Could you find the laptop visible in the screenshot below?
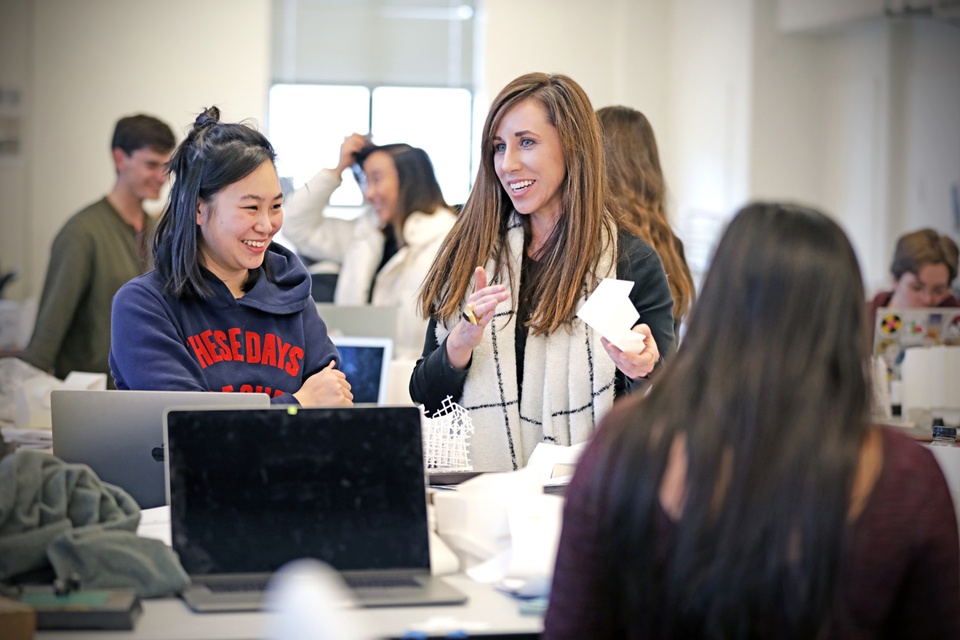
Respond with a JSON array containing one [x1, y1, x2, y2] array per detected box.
[[316, 303, 398, 341], [50, 390, 271, 509], [873, 307, 960, 381], [331, 335, 393, 405], [164, 405, 467, 612]]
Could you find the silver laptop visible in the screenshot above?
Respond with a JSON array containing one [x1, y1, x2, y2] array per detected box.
[[163, 405, 467, 612], [316, 303, 398, 341], [873, 306, 960, 381], [330, 335, 393, 405], [50, 390, 271, 509]]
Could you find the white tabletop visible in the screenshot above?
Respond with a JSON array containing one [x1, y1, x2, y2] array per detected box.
[[34, 574, 543, 640]]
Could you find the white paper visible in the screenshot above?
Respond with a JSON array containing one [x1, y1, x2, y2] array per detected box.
[[576, 278, 646, 354]]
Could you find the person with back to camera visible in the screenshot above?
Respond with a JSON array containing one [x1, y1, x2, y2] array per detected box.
[[544, 203, 960, 639], [109, 107, 353, 407], [596, 106, 695, 330], [25, 114, 175, 383], [282, 135, 458, 359], [410, 72, 676, 472], [868, 228, 959, 337]]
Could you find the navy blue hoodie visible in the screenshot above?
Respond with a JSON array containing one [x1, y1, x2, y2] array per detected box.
[[110, 243, 338, 404]]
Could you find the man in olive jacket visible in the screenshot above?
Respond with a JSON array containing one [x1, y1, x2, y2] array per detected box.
[[25, 114, 175, 383]]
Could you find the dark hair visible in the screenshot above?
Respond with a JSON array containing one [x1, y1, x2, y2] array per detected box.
[[354, 143, 449, 238], [586, 202, 871, 638], [153, 106, 278, 298], [890, 228, 959, 283], [419, 72, 614, 334], [111, 114, 176, 155], [597, 105, 695, 323]]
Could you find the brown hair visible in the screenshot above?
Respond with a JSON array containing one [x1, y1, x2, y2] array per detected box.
[[597, 106, 695, 322], [890, 228, 959, 283], [418, 72, 614, 335]]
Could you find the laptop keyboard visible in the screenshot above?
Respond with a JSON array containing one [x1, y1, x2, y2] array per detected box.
[[344, 576, 420, 590], [207, 580, 270, 594], [205, 575, 421, 594]]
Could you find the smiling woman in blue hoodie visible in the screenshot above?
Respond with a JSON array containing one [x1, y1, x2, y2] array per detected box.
[[109, 107, 353, 407]]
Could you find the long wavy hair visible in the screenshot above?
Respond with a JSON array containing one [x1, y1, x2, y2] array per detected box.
[[417, 72, 615, 334], [597, 106, 695, 323], [585, 202, 872, 638], [354, 143, 449, 242], [153, 106, 277, 298]]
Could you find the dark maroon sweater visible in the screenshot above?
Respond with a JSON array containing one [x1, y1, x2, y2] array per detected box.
[[545, 423, 960, 639]]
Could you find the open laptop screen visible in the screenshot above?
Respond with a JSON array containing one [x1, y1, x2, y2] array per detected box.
[[165, 406, 428, 576], [331, 336, 393, 405], [873, 307, 960, 380]]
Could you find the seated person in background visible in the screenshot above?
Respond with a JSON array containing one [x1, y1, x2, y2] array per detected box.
[[544, 202, 960, 639], [597, 105, 695, 330], [411, 73, 675, 472], [283, 135, 458, 359], [868, 228, 959, 333], [110, 107, 352, 407], [25, 114, 175, 382]]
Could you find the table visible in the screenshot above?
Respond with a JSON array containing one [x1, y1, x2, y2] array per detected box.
[[34, 574, 542, 640]]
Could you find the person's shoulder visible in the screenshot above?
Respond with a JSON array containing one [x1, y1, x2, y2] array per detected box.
[[616, 229, 664, 278], [56, 197, 112, 233], [403, 207, 458, 242], [937, 294, 960, 308], [870, 290, 894, 309], [617, 228, 657, 259], [116, 269, 164, 298], [877, 426, 941, 480]]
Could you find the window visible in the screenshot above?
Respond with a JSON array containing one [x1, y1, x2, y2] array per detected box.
[[269, 0, 479, 212], [268, 84, 473, 208]]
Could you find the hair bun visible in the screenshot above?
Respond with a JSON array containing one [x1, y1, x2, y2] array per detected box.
[[194, 106, 221, 130]]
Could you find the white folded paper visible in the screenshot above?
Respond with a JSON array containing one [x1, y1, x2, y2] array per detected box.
[[576, 278, 646, 354]]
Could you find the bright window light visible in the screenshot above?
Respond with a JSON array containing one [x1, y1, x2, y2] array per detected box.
[[268, 83, 474, 211], [371, 86, 473, 206], [268, 84, 370, 206]]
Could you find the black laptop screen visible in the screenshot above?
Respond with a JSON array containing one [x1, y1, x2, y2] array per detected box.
[[335, 344, 386, 404], [166, 406, 429, 575]]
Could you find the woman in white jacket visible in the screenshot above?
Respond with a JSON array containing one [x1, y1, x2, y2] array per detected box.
[[283, 134, 458, 359]]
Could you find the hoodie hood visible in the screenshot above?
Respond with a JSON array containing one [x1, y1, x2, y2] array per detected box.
[[236, 243, 312, 315]]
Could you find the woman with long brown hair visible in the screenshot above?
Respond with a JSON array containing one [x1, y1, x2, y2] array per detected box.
[[597, 105, 695, 325], [410, 73, 675, 472], [544, 202, 959, 639]]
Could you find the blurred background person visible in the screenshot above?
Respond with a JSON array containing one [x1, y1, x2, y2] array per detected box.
[[544, 202, 959, 639], [25, 114, 175, 383], [868, 228, 958, 334], [597, 105, 695, 331], [283, 135, 457, 359]]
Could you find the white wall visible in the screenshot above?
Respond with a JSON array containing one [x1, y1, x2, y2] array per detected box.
[[0, 0, 31, 301], [778, 0, 885, 33], [2, 0, 958, 304], [10, 0, 271, 300]]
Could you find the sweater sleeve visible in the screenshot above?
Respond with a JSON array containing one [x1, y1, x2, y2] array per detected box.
[[282, 169, 358, 264], [25, 222, 95, 374], [109, 280, 216, 394], [295, 302, 341, 389], [408, 318, 469, 414], [617, 232, 676, 393]]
